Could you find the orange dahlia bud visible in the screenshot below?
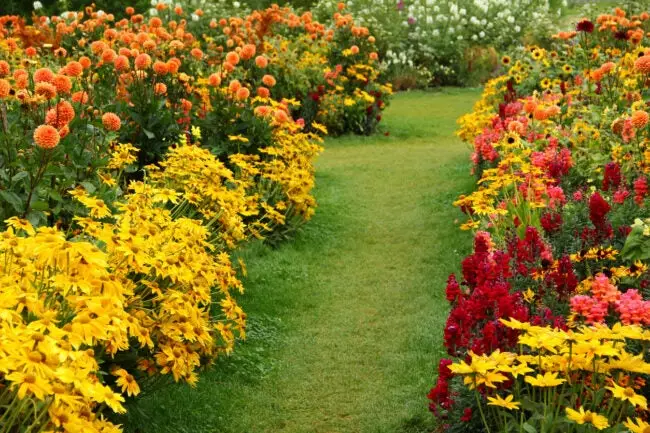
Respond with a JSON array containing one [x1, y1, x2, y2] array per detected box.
[[190, 48, 203, 60], [635, 55, 650, 74], [350, 45, 359, 55], [125, 6, 135, 15], [262, 74, 276, 87], [34, 125, 60, 149], [632, 110, 649, 128], [134, 53, 152, 70], [102, 112, 121, 131]]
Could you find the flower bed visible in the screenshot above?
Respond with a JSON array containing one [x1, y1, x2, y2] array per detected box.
[[0, 3, 389, 432], [430, 8, 650, 432]]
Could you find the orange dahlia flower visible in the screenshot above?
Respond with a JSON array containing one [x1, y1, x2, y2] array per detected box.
[[0, 60, 9, 77], [135, 53, 152, 70], [632, 110, 649, 128], [35, 82, 57, 99], [34, 68, 54, 83], [635, 55, 650, 74], [255, 55, 268, 68], [262, 74, 276, 87], [0, 79, 10, 98], [34, 125, 60, 149], [102, 113, 121, 131]]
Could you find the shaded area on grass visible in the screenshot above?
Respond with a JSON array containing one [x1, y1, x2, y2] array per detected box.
[[119, 88, 480, 433]]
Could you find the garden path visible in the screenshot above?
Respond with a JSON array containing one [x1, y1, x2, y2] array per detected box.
[[125, 89, 481, 433]]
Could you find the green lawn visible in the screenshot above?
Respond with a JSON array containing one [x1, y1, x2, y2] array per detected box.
[[119, 88, 481, 433]]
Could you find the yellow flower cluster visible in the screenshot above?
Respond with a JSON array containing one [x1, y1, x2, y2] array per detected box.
[[451, 318, 650, 431], [0, 179, 246, 430]]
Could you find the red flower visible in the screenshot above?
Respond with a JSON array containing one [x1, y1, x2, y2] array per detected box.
[[634, 176, 648, 206]]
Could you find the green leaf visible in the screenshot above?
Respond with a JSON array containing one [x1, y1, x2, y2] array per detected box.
[[49, 190, 63, 202], [522, 423, 537, 433], [30, 201, 49, 211], [11, 171, 29, 184], [80, 182, 96, 194], [0, 191, 23, 212]]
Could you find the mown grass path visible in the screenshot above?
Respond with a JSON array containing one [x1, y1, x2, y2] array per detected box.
[[124, 89, 480, 433]]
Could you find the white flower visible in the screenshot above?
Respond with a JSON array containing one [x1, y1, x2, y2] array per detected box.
[[191, 13, 199, 21], [149, 8, 158, 16], [507, 15, 515, 24], [233, 1, 241, 7], [33, 1, 43, 10], [514, 25, 521, 32], [472, 34, 478, 41]]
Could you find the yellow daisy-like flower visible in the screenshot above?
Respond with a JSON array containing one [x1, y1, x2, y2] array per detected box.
[[606, 383, 648, 409], [5, 216, 36, 235], [487, 394, 520, 410], [565, 407, 609, 430], [624, 417, 650, 433], [228, 135, 249, 143], [524, 372, 566, 387]]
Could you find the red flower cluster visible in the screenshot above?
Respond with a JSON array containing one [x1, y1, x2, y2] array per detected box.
[[444, 232, 528, 357], [427, 358, 454, 416]]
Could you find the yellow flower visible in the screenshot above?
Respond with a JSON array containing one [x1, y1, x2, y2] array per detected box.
[[113, 368, 141, 397], [565, 407, 609, 430], [487, 394, 520, 410], [625, 417, 650, 433], [524, 372, 566, 387], [606, 383, 648, 409], [228, 134, 249, 143], [4, 216, 35, 235]]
